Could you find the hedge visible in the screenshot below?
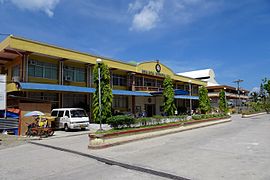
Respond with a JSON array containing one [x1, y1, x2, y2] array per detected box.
[[107, 115, 188, 129], [106, 115, 135, 129], [192, 113, 227, 120]]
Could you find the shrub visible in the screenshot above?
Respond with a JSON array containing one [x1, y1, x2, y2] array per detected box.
[[192, 113, 227, 120], [136, 117, 152, 126], [106, 115, 135, 129], [192, 115, 202, 120], [153, 115, 163, 124]]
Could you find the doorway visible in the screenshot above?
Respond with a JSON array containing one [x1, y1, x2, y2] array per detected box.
[[144, 104, 155, 117]]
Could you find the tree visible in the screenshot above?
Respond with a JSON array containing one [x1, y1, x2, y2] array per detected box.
[[219, 90, 228, 113], [162, 76, 176, 116], [262, 78, 270, 113], [199, 86, 211, 114], [263, 78, 270, 95], [92, 62, 113, 123], [259, 83, 266, 99], [250, 91, 259, 102]]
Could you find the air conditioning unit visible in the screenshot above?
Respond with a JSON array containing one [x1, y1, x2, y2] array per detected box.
[[64, 76, 72, 81], [29, 60, 36, 65], [12, 76, 20, 82]]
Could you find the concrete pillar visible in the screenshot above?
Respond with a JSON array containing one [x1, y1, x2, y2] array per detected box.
[[58, 59, 65, 85]]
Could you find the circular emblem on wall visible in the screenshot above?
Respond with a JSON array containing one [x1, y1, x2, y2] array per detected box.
[[148, 98, 152, 103], [155, 63, 161, 73]]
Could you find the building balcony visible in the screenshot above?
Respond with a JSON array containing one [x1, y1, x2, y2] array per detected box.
[[208, 92, 249, 99], [134, 86, 163, 92]]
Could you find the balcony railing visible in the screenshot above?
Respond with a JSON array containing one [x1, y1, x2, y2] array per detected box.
[[208, 92, 249, 99], [134, 86, 163, 92]]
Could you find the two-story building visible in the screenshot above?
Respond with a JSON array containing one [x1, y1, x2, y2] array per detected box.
[[0, 35, 206, 120]]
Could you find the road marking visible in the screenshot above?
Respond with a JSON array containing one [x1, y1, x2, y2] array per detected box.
[[30, 141, 189, 180]]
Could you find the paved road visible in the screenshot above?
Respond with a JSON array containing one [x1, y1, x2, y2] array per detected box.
[[0, 114, 270, 180]]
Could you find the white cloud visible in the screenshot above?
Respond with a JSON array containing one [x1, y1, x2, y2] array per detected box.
[[128, 0, 223, 32], [6, 0, 60, 17], [128, 0, 145, 13], [251, 87, 259, 93], [129, 0, 164, 31]]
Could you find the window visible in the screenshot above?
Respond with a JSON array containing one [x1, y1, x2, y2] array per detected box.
[[62, 94, 86, 108], [113, 96, 128, 108], [12, 65, 20, 78], [51, 111, 58, 116], [70, 110, 87, 117], [65, 110, 70, 118], [144, 78, 155, 87], [135, 76, 143, 86], [28, 59, 57, 79], [58, 111, 64, 117], [64, 66, 85, 82], [28, 92, 59, 109], [192, 85, 199, 95], [112, 74, 127, 86], [157, 80, 163, 88], [177, 85, 185, 90]]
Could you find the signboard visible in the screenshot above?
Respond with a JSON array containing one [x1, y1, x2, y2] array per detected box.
[[141, 69, 166, 77], [0, 74, 6, 110]]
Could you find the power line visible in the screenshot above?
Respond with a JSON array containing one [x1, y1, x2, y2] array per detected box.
[[233, 79, 244, 113]]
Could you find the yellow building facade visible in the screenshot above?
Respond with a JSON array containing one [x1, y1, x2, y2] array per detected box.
[[0, 35, 206, 119]]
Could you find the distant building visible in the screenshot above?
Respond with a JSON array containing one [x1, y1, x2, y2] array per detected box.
[[177, 69, 249, 108]]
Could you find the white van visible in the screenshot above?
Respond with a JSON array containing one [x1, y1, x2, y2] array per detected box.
[[51, 108, 89, 131]]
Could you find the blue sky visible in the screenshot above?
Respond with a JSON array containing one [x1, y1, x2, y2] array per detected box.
[[0, 0, 270, 91]]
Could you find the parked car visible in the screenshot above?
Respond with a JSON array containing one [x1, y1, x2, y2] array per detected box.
[[51, 108, 89, 131]]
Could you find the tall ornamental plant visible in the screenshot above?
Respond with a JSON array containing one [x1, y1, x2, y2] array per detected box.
[[262, 78, 270, 113], [92, 62, 113, 123], [162, 76, 176, 116], [199, 86, 211, 114], [219, 90, 228, 113]]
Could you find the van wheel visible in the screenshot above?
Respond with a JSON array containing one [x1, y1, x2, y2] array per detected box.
[[64, 124, 69, 132]]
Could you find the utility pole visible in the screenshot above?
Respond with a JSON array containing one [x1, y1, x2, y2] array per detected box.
[[233, 79, 243, 113]]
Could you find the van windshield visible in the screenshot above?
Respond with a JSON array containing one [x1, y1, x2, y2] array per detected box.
[[70, 110, 87, 117]]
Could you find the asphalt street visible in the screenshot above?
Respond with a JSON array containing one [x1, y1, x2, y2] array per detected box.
[[0, 114, 270, 180]]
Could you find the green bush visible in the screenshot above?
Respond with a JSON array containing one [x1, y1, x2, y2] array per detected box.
[[153, 115, 162, 124], [106, 115, 135, 129], [136, 117, 152, 126], [192, 115, 202, 120], [192, 113, 227, 120]]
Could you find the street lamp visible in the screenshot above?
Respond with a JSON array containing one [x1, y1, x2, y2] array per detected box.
[[188, 80, 192, 115], [96, 58, 103, 131], [224, 87, 227, 108], [233, 79, 243, 113]]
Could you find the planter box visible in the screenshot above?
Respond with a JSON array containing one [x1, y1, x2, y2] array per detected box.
[[242, 112, 266, 118], [89, 117, 230, 149]]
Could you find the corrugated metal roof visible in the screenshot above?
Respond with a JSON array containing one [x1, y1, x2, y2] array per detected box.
[[174, 95, 199, 100], [112, 90, 151, 96], [19, 83, 152, 96], [19, 83, 95, 93]]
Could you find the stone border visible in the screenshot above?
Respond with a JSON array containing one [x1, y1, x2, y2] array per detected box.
[[242, 112, 266, 118], [88, 118, 231, 149]]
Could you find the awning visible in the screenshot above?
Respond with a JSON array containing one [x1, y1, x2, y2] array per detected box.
[[19, 83, 95, 93], [174, 95, 199, 100], [151, 89, 189, 96], [18, 83, 151, 96], [112, 90, 151, 96]]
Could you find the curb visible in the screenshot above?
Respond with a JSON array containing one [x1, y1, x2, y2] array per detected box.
[[242, 112, 266, 118], [89, 118, 231, 149]]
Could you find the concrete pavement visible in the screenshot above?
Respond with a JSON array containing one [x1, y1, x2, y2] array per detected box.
[[1, 114, 270, 180]]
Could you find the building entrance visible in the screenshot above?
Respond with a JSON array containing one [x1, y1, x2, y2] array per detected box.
[[144, 104, 155, 117]]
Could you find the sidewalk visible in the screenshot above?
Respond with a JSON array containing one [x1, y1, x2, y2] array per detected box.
[[44, 123, 112, 140]]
